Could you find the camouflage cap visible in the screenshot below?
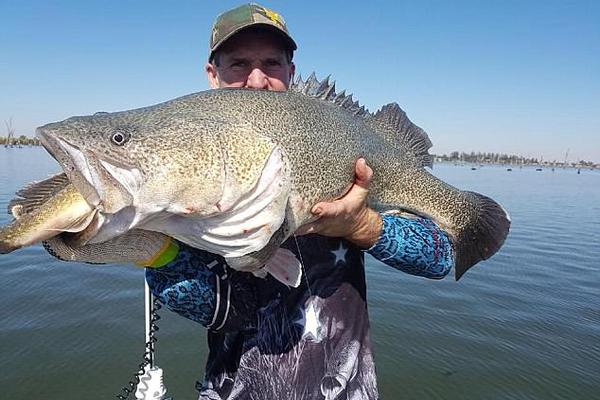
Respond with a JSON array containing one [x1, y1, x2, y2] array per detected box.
[[209, 3, 297, 61]]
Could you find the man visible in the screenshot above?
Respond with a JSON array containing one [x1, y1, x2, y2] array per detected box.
[[148, 4, 453, 399], [46, 4, 454, 399]]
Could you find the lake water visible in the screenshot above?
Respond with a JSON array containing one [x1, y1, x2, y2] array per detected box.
[[1, 147, 599, 399]]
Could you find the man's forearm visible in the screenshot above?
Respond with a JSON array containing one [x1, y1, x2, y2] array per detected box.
[[367, 214, 454, 279], [145, 243, 258, 331]]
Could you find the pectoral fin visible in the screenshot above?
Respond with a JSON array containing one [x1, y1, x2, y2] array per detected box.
[[262, 248, 302, 288]]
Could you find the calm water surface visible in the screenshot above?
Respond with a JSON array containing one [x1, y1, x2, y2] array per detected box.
[[1, 147, 599, 399]]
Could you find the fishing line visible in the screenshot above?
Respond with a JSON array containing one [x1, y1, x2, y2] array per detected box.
[[293, 234, 313, 297]]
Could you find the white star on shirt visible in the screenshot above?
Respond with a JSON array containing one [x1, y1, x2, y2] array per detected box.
[[303, 302, 320, 341], [331, 242, 348, 265], [293, 299, 322, 342]]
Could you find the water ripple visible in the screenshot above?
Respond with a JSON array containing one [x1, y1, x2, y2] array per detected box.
[[1, 154, 599, 399]]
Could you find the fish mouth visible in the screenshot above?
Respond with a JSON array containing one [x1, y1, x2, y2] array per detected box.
[[36, 128, 141, 214], [37, 127, 102, 207]]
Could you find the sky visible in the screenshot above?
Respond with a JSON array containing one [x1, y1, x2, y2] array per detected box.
[[1, 0, 599, 162]]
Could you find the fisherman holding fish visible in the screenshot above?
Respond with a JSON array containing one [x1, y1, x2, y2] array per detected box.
[[1, 2, 511, 399], [144, 4, 453, 398]]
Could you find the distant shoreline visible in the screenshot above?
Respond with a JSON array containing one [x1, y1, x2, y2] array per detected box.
[[435, 160, 598, 170], [1, 139, 597, 169], [434, 152, 598, 169], [1, 136, 40, 147]]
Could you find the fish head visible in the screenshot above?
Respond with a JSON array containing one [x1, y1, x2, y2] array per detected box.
[[35, 105, 227, 225], [36, 113, 143, 215]]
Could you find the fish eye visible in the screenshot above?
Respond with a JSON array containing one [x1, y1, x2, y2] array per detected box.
[[111, 131, 130, 146]]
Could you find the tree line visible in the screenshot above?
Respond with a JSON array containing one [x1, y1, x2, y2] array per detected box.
[[1, 135, 41, 147], [434, 151, 597, 168]]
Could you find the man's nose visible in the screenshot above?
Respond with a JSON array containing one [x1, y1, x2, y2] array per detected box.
[[246, 68, 269, 89]]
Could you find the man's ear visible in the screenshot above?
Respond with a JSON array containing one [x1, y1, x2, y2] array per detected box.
[[289, 62, 296, 84], [205, 63, 220, 89]]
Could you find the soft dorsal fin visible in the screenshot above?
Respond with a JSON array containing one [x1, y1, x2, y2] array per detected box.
[[8, 173, 71, 218], [290, 73, 369, 117], [371, 103, 433, 168]]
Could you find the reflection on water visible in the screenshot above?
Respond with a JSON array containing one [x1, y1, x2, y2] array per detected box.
[[1, 148, 599, 399]]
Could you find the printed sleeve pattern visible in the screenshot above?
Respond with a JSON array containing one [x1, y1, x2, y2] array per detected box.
[[145, 245, 219, 326], [367, 214, 454, 279], [145, 243, 258, 331]]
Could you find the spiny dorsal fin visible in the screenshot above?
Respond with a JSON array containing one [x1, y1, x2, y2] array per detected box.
[[8, 173, 71, 218], [291, 73, 433, 166], [291, 73, 370, 118], [371, 103, 433, 168]]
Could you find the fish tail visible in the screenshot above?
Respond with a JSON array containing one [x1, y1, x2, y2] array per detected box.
[[0, 243, 16, 254], [453, 191, 511, 280], [0, 224, 21, 254]]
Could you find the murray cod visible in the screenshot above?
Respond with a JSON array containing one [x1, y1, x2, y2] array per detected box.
[[0, 75, 510, 285]]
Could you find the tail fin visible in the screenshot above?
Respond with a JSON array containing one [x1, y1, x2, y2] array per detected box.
[[8, 173, 70, 218], [453, 191, 511, 280]]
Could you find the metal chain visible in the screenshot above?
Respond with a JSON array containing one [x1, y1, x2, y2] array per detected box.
[[116, 298, 162, 400]]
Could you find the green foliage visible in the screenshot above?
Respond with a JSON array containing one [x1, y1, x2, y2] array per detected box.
[[0, 135, 41, 146], [434, 151, 597, 168]]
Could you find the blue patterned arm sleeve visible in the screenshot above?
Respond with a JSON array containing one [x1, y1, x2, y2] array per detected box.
[[145, 243, 258, 332], [367, 214, 454, 279]]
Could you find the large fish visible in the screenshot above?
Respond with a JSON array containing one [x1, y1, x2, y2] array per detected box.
[[0, 75, 510, 283]]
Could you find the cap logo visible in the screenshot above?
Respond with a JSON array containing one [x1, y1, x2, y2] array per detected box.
[[258, 6, 285, 27]]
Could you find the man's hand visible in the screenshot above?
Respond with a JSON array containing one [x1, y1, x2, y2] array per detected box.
[[295, 158, 383, 248]]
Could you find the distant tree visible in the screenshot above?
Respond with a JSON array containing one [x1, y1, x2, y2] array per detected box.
[[428, 150, 597, 168], [5, 118, 15, 147]]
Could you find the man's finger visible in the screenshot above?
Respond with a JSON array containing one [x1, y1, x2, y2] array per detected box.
[[354, 158, 373, 189], [311, 200, 348, 218]]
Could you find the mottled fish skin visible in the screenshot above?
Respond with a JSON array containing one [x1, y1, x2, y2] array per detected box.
[[28, 75, 510, 279], [0, 183, 94, 254]]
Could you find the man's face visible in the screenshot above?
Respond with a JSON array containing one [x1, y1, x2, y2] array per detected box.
[[206, 29, 295, 92]]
